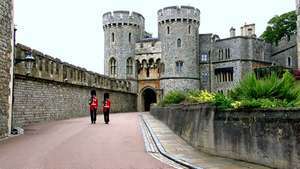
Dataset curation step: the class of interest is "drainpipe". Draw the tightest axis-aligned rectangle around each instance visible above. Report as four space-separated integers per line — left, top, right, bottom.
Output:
11 26 17 134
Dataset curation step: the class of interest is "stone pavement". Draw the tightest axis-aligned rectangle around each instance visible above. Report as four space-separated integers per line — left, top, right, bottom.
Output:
141 112 271 169
0 113 174 169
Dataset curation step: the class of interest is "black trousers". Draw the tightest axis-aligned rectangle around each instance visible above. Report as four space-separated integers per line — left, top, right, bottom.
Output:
90 109 97 123
104 109 110 123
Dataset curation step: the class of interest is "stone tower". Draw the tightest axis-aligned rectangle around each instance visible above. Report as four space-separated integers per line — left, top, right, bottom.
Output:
0 0 14 138
158 6 200 94
297 0 300 69
102 11 145 92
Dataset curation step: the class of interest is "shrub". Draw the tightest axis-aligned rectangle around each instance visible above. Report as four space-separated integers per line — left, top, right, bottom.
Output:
231 71 300 105
186 90 215 103
159 90 186 106
231 101 242 109
213 93 234 110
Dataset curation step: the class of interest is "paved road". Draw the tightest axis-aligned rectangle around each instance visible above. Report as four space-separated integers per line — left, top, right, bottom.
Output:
0 113 174 169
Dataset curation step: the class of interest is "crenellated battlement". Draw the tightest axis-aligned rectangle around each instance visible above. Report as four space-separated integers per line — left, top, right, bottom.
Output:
102 10 144 29
157 5 200 24
15 44 132 93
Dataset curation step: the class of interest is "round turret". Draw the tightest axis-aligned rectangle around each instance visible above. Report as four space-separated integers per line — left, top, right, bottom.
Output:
102 11 145 92
158 6 200 94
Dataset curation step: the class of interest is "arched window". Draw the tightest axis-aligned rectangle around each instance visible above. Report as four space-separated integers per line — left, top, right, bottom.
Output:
126 58 133 75
112 33 115 42
136 60 141 74
156 59 161 73
167 26 170 34
129 33 132 43
287 56 292 67
176 61 184 73
109 58 117 76
177 39 182 48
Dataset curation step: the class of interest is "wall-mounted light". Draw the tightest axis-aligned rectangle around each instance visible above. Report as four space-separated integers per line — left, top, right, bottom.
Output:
14 51 35 75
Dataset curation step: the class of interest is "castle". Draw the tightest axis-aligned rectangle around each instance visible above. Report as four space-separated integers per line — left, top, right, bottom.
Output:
0 1 300 138
102 6 300 111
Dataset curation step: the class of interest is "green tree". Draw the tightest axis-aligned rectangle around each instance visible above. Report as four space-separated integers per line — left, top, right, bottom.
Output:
261 11 296 45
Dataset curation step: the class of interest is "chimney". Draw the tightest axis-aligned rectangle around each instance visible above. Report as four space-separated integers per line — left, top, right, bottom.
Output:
230 27 236 37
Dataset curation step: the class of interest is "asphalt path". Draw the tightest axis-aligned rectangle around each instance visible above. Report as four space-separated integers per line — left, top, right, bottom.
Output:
0 113 174 169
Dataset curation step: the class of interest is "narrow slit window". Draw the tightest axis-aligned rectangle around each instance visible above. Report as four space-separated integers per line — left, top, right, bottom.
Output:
177 39 182 48
112 33 115 42
129 33 131 43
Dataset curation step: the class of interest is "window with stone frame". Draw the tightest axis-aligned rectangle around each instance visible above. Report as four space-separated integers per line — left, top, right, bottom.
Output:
126 57 133 75
214 67 234 83
177 39 182 48
287 56 292 67
109 58 117 76
156 59 161 73
201 72 209 83
225 48 231 59
218 49 222 60
176 61 184 73
188 25 191 34
167 26 170 34
201 53 208 62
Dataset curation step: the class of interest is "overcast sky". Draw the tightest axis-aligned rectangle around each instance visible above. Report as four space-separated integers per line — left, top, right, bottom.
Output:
15 0 295 74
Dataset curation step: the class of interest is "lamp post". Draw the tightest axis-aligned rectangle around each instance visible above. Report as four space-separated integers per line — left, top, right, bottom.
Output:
11 27 35 135
14 51 35 75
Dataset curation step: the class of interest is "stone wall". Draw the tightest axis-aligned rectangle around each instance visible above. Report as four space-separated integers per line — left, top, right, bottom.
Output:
151 104 300 169
271 35 298 69
13 76 136 127
0 0 13 138
12 44 137 128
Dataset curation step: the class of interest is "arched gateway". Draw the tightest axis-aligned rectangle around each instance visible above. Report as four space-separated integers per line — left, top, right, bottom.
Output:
141 88 157 111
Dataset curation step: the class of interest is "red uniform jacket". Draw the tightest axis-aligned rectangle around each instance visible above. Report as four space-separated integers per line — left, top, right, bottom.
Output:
103 99 111 111
89 96 98 111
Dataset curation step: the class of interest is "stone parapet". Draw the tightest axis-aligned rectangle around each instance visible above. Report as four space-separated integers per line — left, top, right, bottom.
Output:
15 44 133 93
103 11 144 30
151 104 300 169
157 6 200 25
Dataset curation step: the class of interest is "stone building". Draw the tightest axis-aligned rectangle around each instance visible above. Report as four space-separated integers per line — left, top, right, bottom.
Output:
0 0 14 138
103 5 300 111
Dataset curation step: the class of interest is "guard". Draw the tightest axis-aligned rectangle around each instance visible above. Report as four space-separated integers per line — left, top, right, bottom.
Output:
89 90 98 124
103 93 111 124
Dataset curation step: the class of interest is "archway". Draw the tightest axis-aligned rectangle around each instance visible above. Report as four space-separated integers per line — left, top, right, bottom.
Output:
142 88 157 111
